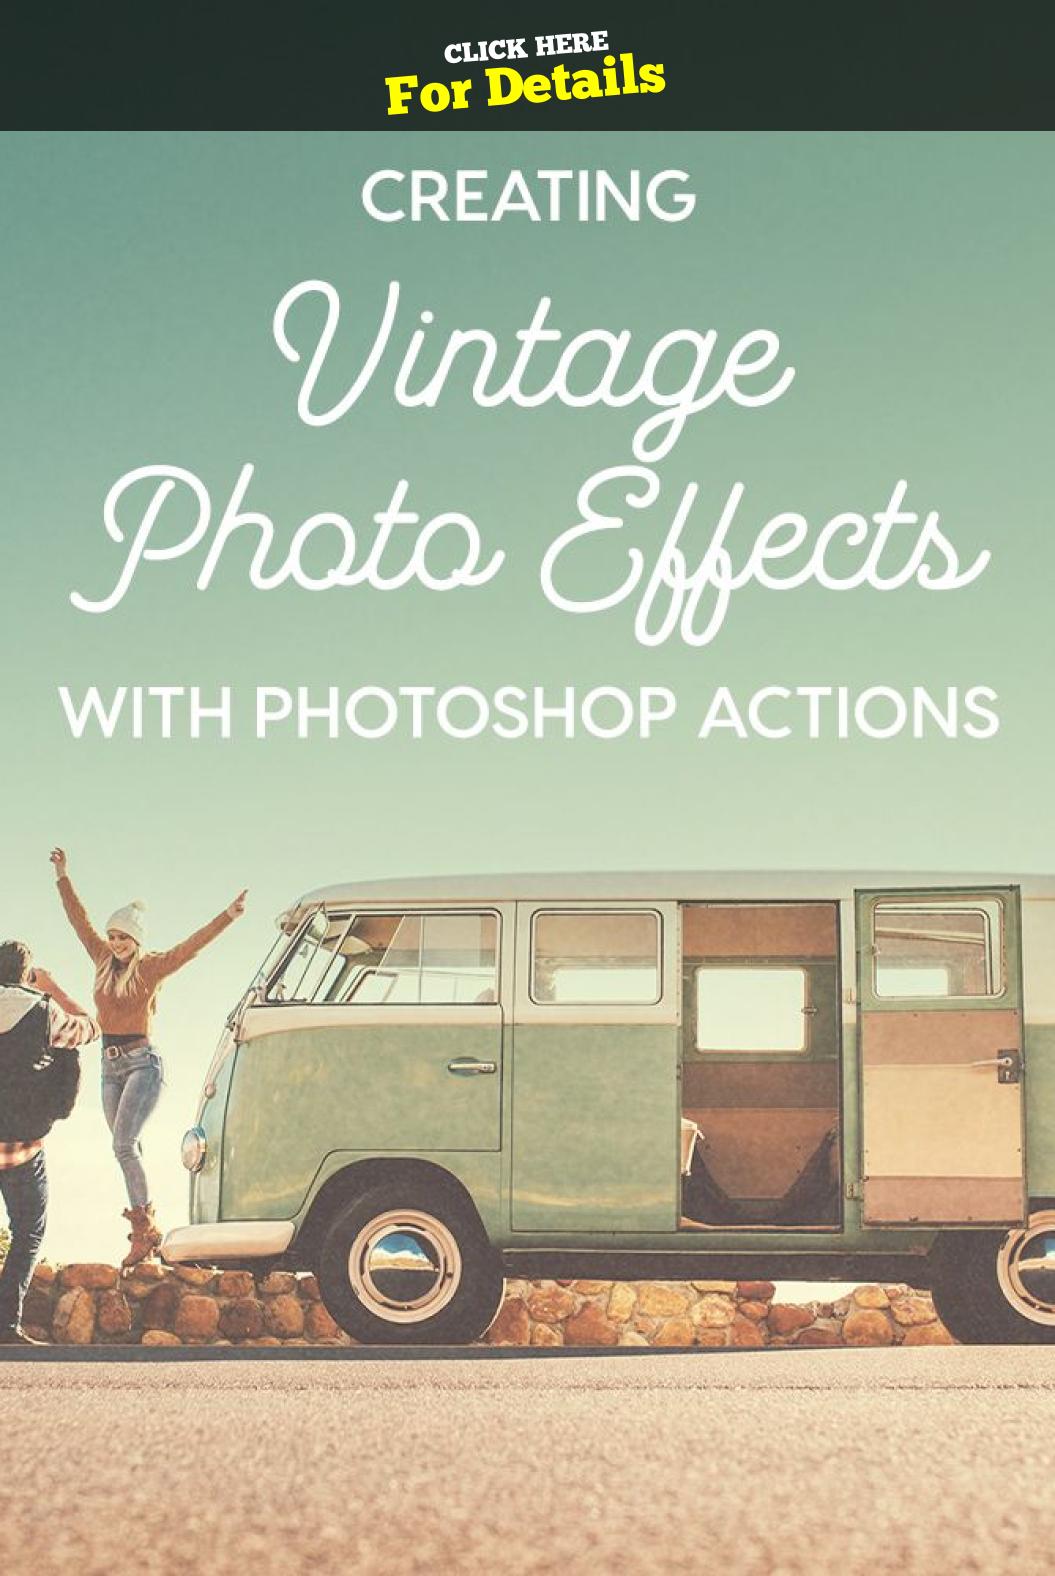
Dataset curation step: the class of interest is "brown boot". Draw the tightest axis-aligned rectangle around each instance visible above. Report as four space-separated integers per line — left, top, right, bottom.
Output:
121 1204 163 1270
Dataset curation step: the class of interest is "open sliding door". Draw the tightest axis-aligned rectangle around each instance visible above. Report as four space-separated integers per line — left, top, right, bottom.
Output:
857 887 1026 1226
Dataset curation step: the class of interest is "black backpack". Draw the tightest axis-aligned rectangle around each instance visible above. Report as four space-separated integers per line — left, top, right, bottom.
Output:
0 994 82 1143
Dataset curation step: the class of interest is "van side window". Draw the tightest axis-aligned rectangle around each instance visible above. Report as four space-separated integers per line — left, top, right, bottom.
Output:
344 912 499 1005
873 900 1004 999
531 911 661 1004
695 966 809 1052
267 911 499 1005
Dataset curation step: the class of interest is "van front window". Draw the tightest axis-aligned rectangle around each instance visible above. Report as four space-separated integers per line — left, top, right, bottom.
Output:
266 910 499 1006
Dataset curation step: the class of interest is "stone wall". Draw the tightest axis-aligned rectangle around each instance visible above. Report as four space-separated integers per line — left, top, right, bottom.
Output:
18 1264 955 1347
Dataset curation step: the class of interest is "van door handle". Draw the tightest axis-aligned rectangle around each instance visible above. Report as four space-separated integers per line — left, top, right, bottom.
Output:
968 1051 1022 1084
447 1057 497 1076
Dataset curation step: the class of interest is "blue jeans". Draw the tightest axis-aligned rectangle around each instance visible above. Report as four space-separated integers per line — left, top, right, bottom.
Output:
0 1150 48 1330
101 1046 164 1209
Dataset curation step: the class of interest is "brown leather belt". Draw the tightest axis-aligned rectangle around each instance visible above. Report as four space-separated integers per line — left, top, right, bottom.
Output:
103 1037 151 1060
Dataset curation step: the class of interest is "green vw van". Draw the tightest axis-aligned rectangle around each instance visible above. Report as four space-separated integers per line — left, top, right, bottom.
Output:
161 872 1055 1345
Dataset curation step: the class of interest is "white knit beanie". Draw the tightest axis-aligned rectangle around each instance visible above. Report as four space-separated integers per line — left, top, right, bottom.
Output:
105 900 147 947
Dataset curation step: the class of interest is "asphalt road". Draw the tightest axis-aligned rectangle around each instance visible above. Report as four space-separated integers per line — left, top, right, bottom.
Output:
1 1346 1053 1574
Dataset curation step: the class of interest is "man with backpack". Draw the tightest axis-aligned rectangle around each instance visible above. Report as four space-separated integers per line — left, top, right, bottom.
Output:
0 939 99 1346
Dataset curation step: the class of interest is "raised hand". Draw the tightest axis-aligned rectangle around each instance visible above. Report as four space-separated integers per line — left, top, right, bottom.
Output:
50 846 69 879
227 889 248 919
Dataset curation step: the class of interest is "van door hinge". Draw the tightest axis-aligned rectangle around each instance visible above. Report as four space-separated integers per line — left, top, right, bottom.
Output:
845 1180 863 1201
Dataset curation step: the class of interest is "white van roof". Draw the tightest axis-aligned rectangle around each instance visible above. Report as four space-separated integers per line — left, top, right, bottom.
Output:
285 870 1055 919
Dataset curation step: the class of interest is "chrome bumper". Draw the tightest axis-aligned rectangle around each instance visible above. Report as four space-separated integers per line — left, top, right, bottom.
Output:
161 1221 296 1264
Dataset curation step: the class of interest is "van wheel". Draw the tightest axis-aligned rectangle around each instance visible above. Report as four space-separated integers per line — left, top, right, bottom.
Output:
931 1212 1055 1344
316 1182 506 1346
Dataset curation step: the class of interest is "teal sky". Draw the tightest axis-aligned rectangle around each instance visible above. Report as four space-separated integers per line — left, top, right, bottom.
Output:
1 132 1052 1264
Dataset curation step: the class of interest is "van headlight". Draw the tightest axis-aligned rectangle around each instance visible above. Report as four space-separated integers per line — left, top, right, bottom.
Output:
181 1126 207 1173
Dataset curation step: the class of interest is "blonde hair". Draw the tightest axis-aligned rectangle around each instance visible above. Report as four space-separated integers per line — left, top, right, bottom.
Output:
95 945 143 999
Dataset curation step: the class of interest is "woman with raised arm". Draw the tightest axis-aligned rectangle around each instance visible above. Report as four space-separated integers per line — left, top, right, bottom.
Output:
49 846 246 1269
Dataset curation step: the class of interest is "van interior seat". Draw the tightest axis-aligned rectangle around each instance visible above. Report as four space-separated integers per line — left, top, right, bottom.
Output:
681 1122 839 1228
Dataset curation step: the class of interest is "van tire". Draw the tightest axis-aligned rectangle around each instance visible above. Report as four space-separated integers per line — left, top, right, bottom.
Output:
316 1182 506 1346
931 1221 1055 1345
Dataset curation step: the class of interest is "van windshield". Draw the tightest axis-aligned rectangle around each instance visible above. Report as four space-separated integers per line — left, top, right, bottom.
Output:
265 910 499 1006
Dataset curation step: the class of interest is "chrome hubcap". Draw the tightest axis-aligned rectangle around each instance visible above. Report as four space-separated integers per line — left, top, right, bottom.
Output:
997 1210 1055 1326
348 1209 462 1324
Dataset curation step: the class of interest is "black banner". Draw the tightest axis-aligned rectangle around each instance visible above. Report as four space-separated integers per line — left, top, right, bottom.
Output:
4 5 1052 130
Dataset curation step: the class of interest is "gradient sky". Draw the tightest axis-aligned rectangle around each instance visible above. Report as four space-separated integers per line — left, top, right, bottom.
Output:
1 132 1052 1267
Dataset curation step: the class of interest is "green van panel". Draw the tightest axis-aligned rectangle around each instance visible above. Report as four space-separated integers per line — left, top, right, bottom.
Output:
190 1044 236 1225
511 1024 679 1232
1026 1025 1055 1197
222 1022 502 1219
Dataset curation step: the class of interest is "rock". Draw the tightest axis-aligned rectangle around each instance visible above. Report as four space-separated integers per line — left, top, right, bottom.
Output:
691 1280 737 1294
903 1321 956 1346
30 1264 56 1288
264 1294 305 1339
22 1287 54 1330
141 1281 182 1330
570 1280 611 1295
97 1290 132 1337
305 1302 341 1341
175 1296 221 1339
217 1270 256 1299
737 1281 776 1302
692 1295 736 1329
259 1272 297 1296
530 1324 563 1347
853 1284 890 1310
60 1263 118 1292
891 1295 937 1327
128 1263 168 1282
607 1283 637 1324
618 1331 649 1347
23 1325 51 1344
655 1317 695 1347
485 1298 530 1346
219 1297 265 1340
731 1315 765 1348
564 1303 619 1347
141 1329 182 1346
526 1285 578 1324
737 1300 768 1323
695 1329 729 1348
768 1304 814 1337
244 1337 282 1347
298 1274 322 1302
794 1326 844 1347
174 1266 216 1289
123 1268 171 1301
637 1284 690 1318
52 1289 96 1344
283 1338 310 1346
843 1308 894 1347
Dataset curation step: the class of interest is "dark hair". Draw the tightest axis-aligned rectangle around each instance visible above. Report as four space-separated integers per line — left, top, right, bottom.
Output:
0 941 32 987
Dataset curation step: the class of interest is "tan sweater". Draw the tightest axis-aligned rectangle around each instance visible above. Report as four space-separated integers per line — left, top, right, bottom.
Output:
57 875 234 1035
